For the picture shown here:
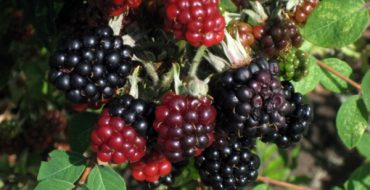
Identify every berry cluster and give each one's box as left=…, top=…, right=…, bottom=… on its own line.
left=227, top=20, right=255, bottom=52
left=196, top=144, right=260, bottom=190
left=262, top=81, right=313, bottom=147
left=210, top=58, right=289, bottom=135
left=293, top=0, right=319, bottom=23
left=110, top=0, right=142, bottom=16
left=49, top=26, right=133, bottom=106
left=164, top=0, right=226, bottom=47
left=261, top=19, right=303, bottom=56
left=91, top=95, right=154, bottom=163
left=278, top=49, right=309, bottom=81
left=154, top=92, right=216, bottom=163
left=131, top=152, right=172, bottom=182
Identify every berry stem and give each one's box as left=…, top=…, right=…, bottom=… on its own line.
left=189, top=45, right=207, bottom=78
left=78, top=165, right=92, bottom=185
left=257, top=176, right=313, bottom=190
left=142, top=61, right=159, bottom=85
left=316, top=60, right=362, bottom=92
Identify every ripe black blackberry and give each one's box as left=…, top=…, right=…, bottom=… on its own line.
left=261, top=81, right=313, bottom=148
left=195, top=145, right=260, bottom=190
left=49, top=26, right=134, bottom=105
left=210, top=57, right=291, bottom=138
left=261, top=19, right=303, bottom=56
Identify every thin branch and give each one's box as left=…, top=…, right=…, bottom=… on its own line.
left=78, top=166, right=93, bottom=185
left=189, top=45, right=207, bottom=78
left=257, top=176, right=313, bottom=190
left=316, top=60, right=362, bottom=92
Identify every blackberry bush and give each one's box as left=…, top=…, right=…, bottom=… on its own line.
left=4, top=0, right=369, bottom=190
left=48, top=26, right=134, bottom=106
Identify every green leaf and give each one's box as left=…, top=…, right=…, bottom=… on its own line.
left=34, top=179, right=74, bottom=190
left=320, top=58, right=353, bottom=93
left=87, top=166, right=126, bottom=190
left=361, top=71, right=370, bottom=112
left=344, top=163, right=370, bottom=190
left=302, top=0, right=369, bottom=48
left=356, top=133, right=370, bottom=157
left=68, top=112, right=98, bottom=153
left=76, top=184, right=89, bottom=190
left=219, top=0, right=237, bottom=12
left=336, top=95, right=368, bottom=148
left=292, top=56, right=321, bottom=94
left=256, top=142, right=290, bottom=180
left=37, top=150, right=86, bottom=183
left=253, top=184, right=272, bottom=190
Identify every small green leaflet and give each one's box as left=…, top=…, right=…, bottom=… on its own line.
left=292, top=56, right=321, bottom=94
left=219, top=0, right=237, bottom=12
left=256, top=141, right=290, bottom=181
left=302, top=0, right=369, bottom=48
left=37, top=150, right=86, bottom=183
left=87, top=166, right=126, bottom=190
left=320, top=58, right=353, bottom=93
left=336, top=95, right=368, bottom=148
left=344, top=163, right=370, bottom=190
left=361, top=71, right=370, bottom=112
left=356, top=133, right=370, bottom=158
left=34, top=179, right=74, bottom=190
left=253, top=184, right=272, bottom=190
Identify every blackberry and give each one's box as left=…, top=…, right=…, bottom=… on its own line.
left=164, top=0, right=226, bottom=47
left=154, top=92, right=217, bottom=163
left=293, top=0, right=320, bottom=23
left=195, top=145, right=260, bottom=189
left=110, top=0, right=142, bottom=16
left=90, top=94, right=155, bottom=163
left=49, top=26, right=134, bottom=106
left=278, top=49, right=309, bottom=81
left=261, top=81, right=313, bottom=148
left=210, top=57, right=290, bottom=138
left=146, top=160, right=189, bottom=189
left=131, top=151, right=172, bottom=182
left=261, top=19, right=303, bottom=56
left=227, top=20, right=255, bottom=52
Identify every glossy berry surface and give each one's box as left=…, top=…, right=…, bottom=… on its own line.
left=154, top=92, right=216, bottom=162
left=260, top=19, right=303, bottom=56
left=48, top=26, right=133, bottom=106
left=196, top=145, right=260, bottom=190
left=131, top=152, right=172, bottom=182
left=164, top=0, right=226, bottom=47
left=227, top=20, right=255, bottom=52
left=91, top=95, right=155, bottom=164
left=109, top=0, right=142, bottom=16
left=261, top=81, right=313, bottom=148
left=293, top=0, right=320, bottom=23
left=210, top=58, right=289, bottom=137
